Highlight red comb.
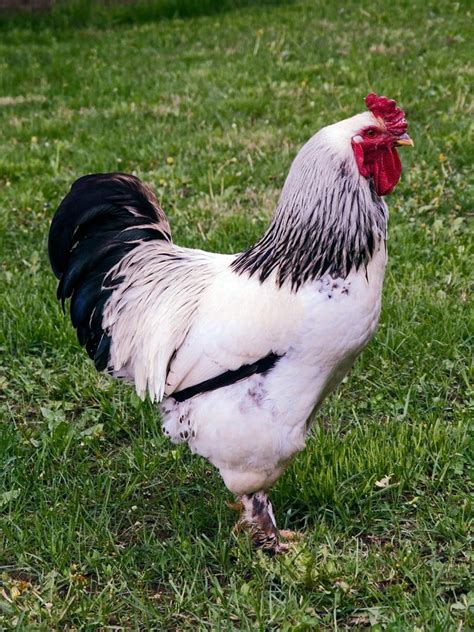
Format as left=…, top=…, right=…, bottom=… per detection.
left=365, top=93, right=408, bottom=135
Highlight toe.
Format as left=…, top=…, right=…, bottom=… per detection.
left=274, top=541, right=290, bottom=554
left=279, top=529, right=304, bottom=541
left=226, top=500, right=244, bottom=512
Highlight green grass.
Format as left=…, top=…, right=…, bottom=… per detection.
left=0, top=0, right=472, bottom=628
left=0, top=0, right=291, bottom=29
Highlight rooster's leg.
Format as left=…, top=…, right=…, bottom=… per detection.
left=237, top=491, right=288, bottom=554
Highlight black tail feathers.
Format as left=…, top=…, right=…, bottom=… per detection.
left=48, top=172, right=170, bottom=371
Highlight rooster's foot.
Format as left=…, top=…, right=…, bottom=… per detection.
left=236, top=491, right=290, bottom=555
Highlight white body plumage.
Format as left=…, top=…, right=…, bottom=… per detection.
left=160, top=246, right=385, bottom=494
left=104, top=246, right=386, bottom=495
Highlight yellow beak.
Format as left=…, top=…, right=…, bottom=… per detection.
left=395, top=133, right=414, bottom=147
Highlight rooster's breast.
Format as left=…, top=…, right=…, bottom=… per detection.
left=160, top=247, right=386, bottom=496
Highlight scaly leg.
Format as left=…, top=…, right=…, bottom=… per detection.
left=237, top=491, right=288, bottom=554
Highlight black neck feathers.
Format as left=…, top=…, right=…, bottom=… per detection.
left=232, top=159, right=387, bottom=290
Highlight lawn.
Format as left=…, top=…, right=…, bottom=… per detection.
left=0, top=0, right=472, bottom=629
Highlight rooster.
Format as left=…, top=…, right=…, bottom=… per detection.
left=48, top=93, right=412, bottom=553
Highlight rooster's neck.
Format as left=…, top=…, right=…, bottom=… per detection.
left=232, top=140, right=388, bottom=290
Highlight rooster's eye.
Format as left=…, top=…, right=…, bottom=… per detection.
left=366, top=129, right=377, bottom=137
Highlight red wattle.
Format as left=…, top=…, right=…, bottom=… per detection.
left=372, top=147, right=402, bottom=196
left=352, top=141, right=402, bottom=196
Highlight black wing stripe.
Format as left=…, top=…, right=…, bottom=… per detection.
left=171, top=352, right=282, bottom=403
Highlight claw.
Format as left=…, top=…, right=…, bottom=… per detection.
left=274, top=541, right=290, bottom=553
left=279, top=529, right=304, bottom=542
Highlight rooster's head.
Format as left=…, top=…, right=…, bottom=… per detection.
left=349, top=93, right=413, bottom=196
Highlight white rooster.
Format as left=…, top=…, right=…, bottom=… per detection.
left=48, top=93, right=412, bottom=553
